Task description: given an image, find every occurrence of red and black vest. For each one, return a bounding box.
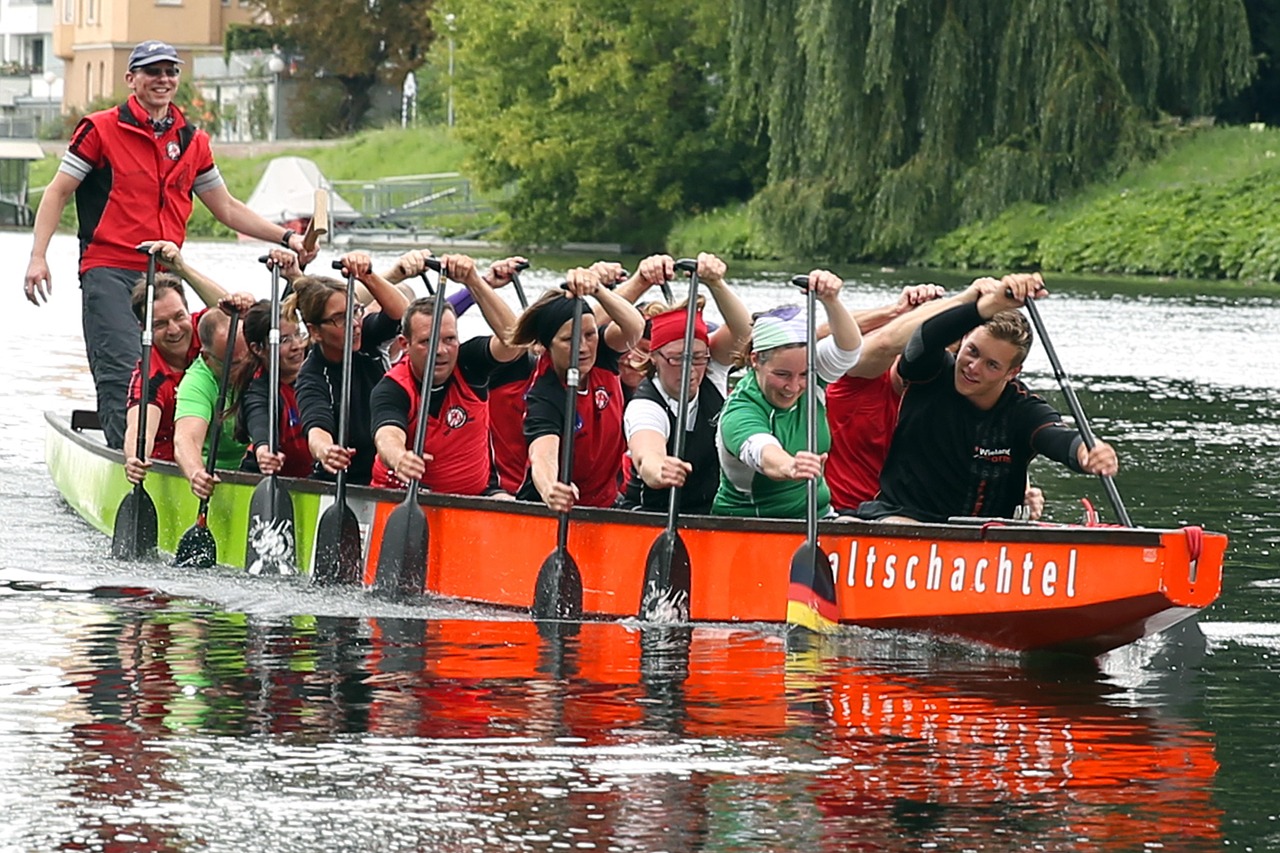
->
[70,96,214,273]
[370,359,491,495]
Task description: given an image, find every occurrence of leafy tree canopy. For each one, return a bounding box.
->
[729,0,1255,261]
[246,0,436,133]
[450,0,764,248]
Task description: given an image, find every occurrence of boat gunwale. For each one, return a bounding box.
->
[47,410,1169,547]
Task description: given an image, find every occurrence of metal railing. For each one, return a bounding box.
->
[329,173,493,230]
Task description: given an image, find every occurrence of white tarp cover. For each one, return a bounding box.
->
[244,156,360,223]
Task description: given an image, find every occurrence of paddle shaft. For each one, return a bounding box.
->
[1023,298,1133,527]
[663,259,700,534]
[134,248,157,476]
[511,262,530,310]
[332,262,359,503]
[404,266,450,504]
[804,281,819,546]
[267,264,281,456]
[555,297,586,550]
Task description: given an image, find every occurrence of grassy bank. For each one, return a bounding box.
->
[30,126,485,239]
[670,125,1280,283]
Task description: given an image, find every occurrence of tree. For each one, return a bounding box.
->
[451,0,764,248]
[728,0,1255,261]
[247,0,436,133]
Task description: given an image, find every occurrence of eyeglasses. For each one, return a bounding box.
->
[654,351,712,367]
[320,303,365,327]
[137,65,181,78]
[280,330,309,346]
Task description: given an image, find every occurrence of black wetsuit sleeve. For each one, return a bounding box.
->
[1031,422,1086,472]
[523,373,564,444]
[899,301,984,382]
[457,336,500,398]
[241,377,271,449]
[370,376,412,436]
[295,359,337,437]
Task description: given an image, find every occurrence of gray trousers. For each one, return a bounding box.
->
[81,266,144,449]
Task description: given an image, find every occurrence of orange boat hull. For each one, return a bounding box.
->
[360,492,1223,656]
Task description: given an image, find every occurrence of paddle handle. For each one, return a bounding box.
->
[1022,298,1133,527]
[413,256,444,297]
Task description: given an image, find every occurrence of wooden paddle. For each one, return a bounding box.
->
[1023,297,1134,527]
[110,244,160,560]
[785,273,839,633]
[303,188,328,252]
[372,257,448,599]
[531,293,586,621]
[173,308,241,568]
[313,260,366,586]
[638,257,700,621]
[245,258,297,576]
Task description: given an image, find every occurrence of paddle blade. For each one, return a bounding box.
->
[531,549,583,621]
[787,541,839,634]
[313,502,363,586]
[639,530,691,622]
[173,521,217,569]
[372,501,428,599]
[246,478,296,577]
[110,487,158,561]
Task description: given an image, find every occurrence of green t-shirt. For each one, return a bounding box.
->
[713,370,832,518]
[174,355,247,470]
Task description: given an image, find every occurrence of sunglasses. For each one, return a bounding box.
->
[136,65,181,78]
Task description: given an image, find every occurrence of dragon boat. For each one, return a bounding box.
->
[44,410,1226,657]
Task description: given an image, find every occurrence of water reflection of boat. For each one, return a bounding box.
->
[60,609,1222,850]
[46,410,1226,655]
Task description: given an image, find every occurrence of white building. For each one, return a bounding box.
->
[0,0,62,137]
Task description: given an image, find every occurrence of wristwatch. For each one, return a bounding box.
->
[280,229,297,247]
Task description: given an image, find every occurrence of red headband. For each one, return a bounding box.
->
[648,308,708,352]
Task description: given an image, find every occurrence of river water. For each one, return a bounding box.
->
[1,233,1277,852]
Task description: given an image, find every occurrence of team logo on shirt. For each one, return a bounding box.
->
[444,405,468,429]
[593,387,610,410]
[166,141,181,160]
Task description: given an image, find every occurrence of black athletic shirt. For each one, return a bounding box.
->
[861,302,1083,522]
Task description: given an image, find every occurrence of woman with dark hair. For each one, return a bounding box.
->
[292,251,412,485]
[511,267,645,512]
[227,295,313,478]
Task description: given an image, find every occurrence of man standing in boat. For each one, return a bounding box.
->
[857,273,1118,523]
[369,254,528,495]
[21,40,318,450]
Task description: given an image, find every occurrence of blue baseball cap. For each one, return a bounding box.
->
[128,41,183,70]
